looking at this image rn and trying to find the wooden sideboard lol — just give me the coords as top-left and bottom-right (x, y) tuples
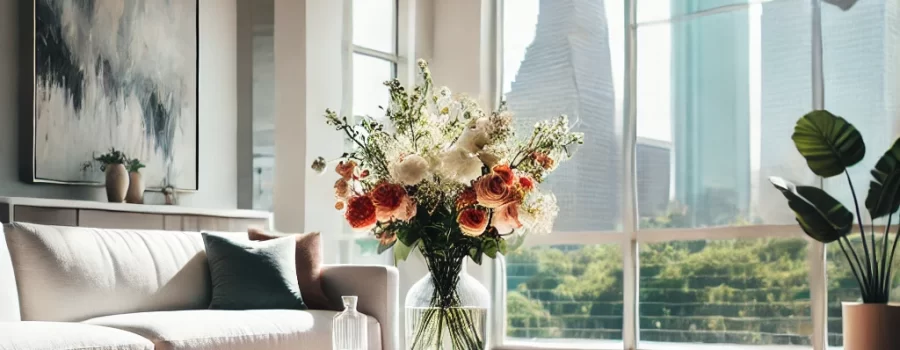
(0, 197), (271, 232)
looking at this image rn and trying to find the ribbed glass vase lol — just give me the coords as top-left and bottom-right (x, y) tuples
(405, 257), (490, 350)
(333, 296), (368, 350)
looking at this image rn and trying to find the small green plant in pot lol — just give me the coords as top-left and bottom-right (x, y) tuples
(84, 148), (130, 203)
(769, 110), (900, 349)
(125, 159), (146, 204)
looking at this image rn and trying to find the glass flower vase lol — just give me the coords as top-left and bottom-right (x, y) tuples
(333, 296), (368, 350)
(405, 257), (490, 350)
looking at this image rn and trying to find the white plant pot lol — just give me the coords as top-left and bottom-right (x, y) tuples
(842, 302), (900, 350)
(104, 164), (129, 203)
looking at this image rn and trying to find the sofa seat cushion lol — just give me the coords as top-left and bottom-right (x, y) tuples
(83, 309), (381, 350)
(0, 321), (153, 350)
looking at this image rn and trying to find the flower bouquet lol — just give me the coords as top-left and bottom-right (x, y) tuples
(314, 60), (582, 349)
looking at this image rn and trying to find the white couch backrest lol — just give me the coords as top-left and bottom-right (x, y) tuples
(3, 222), (244, 321)
(0, 228), (21, 321)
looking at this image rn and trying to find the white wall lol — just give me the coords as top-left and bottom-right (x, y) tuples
(0, 0), (239, 209)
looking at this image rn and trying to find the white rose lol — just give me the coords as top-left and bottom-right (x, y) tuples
(439, 147), (483, 184)
(392, 154), (430, 185)
(456, 117), (492, 153)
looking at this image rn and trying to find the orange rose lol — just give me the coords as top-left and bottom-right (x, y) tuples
(336, 161), (357, 180)
(474, 173), (517, 208)
(492, 164), (515, 186)
(457, 187), (478, 209)
(532, 152), (555, 170)
(334, 178), (351, 199)
(345, 196), (377, 231)
(371, 182), (410, 222)
(492, 203), (523, 234)
(458, 208), (488, 237)
(518, 176), (535, 192)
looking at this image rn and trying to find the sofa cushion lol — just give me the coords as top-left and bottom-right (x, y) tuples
(3, 222), (245, 321)
(203, 233), (305, 310)
(0, 227), (20, 321)
(84, 309), (382, 350)
(248, 229), (331, 310)
(0, 321), (153, 350)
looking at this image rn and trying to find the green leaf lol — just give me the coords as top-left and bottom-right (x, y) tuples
(499, 238), (509, 256)
(393, 239), (419, 265)
(468, 246), (483, 265)
(792, 110), (866, 177)
(866, 139), (900, 218)
(770, 176), (854, 243)
(397, 228), (421, 247)
(483, 239), (499, 259)
(377, 238), (397, 254)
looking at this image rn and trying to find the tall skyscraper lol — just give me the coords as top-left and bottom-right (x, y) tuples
(637, 138), (672, 218)
(505, 0), (620, 231)
(671, 1), (751, 227)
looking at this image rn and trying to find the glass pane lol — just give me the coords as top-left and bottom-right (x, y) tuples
(828, 232), (900, 347)
(253, 34), (274, 211)
(502, 0), (625, 232)
(352, 54), (393, 119)
(353, 0), (395, 53)
(636, 1), (816, 229)
(506, 244), (623, 343)
(640, 238), (812, 346)
(821, 0), (900, 226)
(638, 0), (755, 24)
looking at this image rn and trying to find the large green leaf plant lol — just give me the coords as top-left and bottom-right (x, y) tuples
(771, 110), (900, 303)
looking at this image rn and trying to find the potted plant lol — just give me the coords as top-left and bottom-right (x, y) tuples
(312, 60), (582, 349)
(125, 159), (146, 204)
(86, 148), (130, 203)
(769, 110), (900, 349)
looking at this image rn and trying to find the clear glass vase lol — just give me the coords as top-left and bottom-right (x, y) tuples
(333, 296), (368, 350)
(405, 258), (490, 350)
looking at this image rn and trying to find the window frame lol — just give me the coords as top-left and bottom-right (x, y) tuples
(495, 0), (830, 349)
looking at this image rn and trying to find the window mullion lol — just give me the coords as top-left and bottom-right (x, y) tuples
(623, 0), (639, 348)
(810, 0), (827, 349)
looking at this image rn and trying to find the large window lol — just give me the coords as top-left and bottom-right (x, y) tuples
(501, 0), (899, 349)
(342, 0), (401, 265)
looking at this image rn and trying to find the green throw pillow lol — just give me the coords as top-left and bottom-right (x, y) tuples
(202, 233), (306, 310)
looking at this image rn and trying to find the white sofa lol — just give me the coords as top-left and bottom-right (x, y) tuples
(0, 222), (399, 350)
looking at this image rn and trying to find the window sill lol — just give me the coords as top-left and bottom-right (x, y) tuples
(495, 340), (812, 350)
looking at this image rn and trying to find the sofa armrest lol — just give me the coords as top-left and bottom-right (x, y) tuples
(320, 264), (399, 350)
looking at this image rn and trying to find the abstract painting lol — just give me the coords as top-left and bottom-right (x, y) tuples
(23, 0), (198, 190)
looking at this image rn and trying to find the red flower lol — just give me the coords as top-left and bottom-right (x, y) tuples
(345, 196), (377, 231)
(371, 182), (410, 222)
(518, 176), (535, 192)
(458, 208), (488, 237)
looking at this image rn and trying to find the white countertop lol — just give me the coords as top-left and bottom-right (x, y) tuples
(0, 196), (271, 219)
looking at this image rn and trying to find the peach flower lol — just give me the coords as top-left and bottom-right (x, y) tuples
(336, 161), (357, 180)
(492, 203), (523, 234)
(345, 196), (377, 231)
(458, 208), (488, 237)
(532, 152), (555, 170)
(334, 178), (351, 199)
(474, 173), (517, 208)
(393, 196), (418, 222)
(371, 182), (416, 222)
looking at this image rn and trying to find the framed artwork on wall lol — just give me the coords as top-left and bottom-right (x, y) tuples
(20, 0), (199, 190)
